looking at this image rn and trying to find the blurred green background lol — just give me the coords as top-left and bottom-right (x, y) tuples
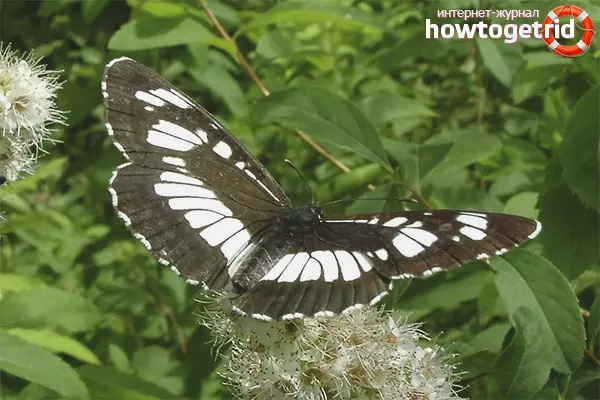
(1, 0), (599, 399)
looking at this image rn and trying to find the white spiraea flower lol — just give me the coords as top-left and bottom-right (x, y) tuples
(0, 43), (64, 182)
(201, 300), (464, 400)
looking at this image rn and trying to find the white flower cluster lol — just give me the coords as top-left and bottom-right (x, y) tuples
(0, 44), (63, 182)
(201, 301), (464, 400)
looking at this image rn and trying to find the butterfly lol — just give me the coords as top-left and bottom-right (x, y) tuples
(102, 57), (542, 321)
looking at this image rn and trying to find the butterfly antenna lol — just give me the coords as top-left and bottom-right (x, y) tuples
(284, 159), (315, 204)
(321, 197), (417, 207)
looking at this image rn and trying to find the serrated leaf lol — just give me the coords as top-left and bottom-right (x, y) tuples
(238, 0), (383, 33)
(493, 307), (555, 398)
(0, 287), (100, 333)
(78, 366), (175, 400)
(0, 329), (88, 399)
(492, 250), (585, 378)
(108, 17), (215, 51)
(8, 328), (100, 365)
(561, 87), (600, 212)
(587, 294), (600, 349)
(252, 87), (390, 168)
(565, 365), (600, 398)
(538, 181), (599, 279)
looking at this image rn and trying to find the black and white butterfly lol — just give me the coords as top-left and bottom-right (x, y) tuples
(102, 58), (542, 321)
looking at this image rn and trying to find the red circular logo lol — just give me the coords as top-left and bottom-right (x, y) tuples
(542, 5), (595, 57)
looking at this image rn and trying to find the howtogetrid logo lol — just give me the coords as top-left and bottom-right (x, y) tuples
(543, 5), (594, 57)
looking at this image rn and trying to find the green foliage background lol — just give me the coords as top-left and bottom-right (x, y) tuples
(1, 0), (599, 399)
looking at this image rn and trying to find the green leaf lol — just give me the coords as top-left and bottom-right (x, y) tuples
(188, 66), (248, 116)
(0, 274), (46, 293)
(331, 164), (382, 194)
(0, 329), (88, 399)
(492, 250), (585, 377)
(361, 92), (436, 125)
(512, 65), (564, 104)
(79, 366), (177, 400)
(108, 17), (215, 50)
(538, 181), (599, 279)
(8, 328), (101, 365)
(108, 344), (131, 372)
(476, 38), (520, 88)
(252, 87), (390, 168)
(587, 294), (600, 349)
(422, 129), (502, 187)
(561, 87), (600, 212)
(565, 365), (600, 398)
(256, 31), (295, 59)
(493, 307), (554, 398)
(0, 287), (100, 333)
(238, 0), (384, 33)
(396, 265), (489, 313)
(345, 182), (404, 214)
(503, 192), (539, 219)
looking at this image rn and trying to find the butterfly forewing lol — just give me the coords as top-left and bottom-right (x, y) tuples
(103, 57), (290, 288)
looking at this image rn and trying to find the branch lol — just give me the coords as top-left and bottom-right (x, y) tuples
(199, 0), (374, 189)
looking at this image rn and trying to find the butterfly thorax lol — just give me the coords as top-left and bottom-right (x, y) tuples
(278, 204), (323, 236)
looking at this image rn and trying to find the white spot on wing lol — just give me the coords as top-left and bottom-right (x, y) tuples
(144, 106), (154, 112)
(155, 183), (214, 198)
(476, 253), (489, 260)
(457, 214), (488, 230)
(423, 267), (443, 276)
(400, 228), (438, 246)
(495, 248), (508, 256)
(369, 291), (388, 305)
(353, 252), (372, 272)
(196, 129), (208, 143)
(300, 258), (321, 281)
(200, 218), (244, 246)
(335, 250), (360, 281)
(213, 141), (232, 159)
(235, 161), (245, 169)
(245, 170), (257, 180)
(221, 229), (251, 260)
(135, 90), (166, 107)
(368, 217), (379, 225)
(106, 56), (131, 68)
(185, 210), (222, 228)
(383, 217), (408, 228)
(452, 236), (460, 242)
(375, 249), (388, 260)
(312, 251), (338, 282)
(173, 198), (231, 216)
(149, 88), (191, 109)
(460, 226), (486, 240)
(162, 157), (186, 167)
(261, 254), (294, 281)
(147, 131), (194, 151)
(392, 233), (425, 257)
(278, 252), (310, 283)
(160, 171), (203, 186)
(170, 266), (180, 275)
(153, 120), (203, 145)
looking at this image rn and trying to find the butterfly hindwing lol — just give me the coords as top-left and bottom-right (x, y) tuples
(103, 57), (290, 288)
(232, 210), (541, 320)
